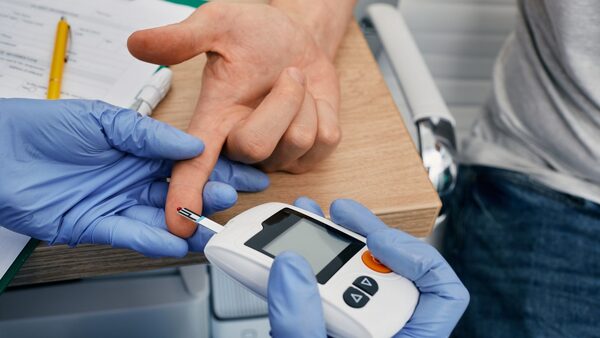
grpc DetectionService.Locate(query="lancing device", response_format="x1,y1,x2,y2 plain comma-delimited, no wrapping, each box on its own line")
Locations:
177,204,419,338
129,67,172,117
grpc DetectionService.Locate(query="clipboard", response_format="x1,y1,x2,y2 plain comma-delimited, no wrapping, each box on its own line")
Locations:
0,239,39,293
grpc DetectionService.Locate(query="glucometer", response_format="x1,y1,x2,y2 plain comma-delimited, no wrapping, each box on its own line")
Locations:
178,203,419,338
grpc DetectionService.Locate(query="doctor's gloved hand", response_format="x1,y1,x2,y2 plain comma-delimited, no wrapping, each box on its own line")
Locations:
0,99,268,257
267,197,469,338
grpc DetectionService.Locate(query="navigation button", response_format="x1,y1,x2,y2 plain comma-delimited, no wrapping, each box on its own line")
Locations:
343,287,369,308
353,276,378,296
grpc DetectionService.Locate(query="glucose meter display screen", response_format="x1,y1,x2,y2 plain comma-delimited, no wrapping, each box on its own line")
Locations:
245,208,365,284
263,219,351,273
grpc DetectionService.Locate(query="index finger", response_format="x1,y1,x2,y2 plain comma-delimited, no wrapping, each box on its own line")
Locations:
165,100,249,238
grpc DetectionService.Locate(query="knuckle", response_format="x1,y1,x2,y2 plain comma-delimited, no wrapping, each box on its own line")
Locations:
317,124,342,147
232,133,273,163
284,127,315,150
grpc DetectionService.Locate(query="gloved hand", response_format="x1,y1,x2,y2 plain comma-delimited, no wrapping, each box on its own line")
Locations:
0,99,269,257
267,197,469,338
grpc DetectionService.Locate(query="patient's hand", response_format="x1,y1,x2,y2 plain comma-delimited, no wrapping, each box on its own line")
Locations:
128,1,352,238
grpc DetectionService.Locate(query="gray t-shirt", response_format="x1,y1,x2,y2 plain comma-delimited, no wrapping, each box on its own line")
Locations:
462,0,600,204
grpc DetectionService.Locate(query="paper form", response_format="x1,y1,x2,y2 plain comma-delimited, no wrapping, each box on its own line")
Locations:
0,0,193,107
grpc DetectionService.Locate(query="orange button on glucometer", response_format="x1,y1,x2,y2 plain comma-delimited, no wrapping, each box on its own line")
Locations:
361,250,392,273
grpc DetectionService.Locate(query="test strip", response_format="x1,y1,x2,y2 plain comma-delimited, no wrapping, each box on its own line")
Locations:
177,207,224,234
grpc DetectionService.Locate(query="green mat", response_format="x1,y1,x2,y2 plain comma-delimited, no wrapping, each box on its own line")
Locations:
168,0,206,8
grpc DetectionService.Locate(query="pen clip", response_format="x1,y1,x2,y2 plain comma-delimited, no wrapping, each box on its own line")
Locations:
65,22,72,63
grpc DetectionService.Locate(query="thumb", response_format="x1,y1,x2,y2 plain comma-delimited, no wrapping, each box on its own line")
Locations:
127,3,227,65
268,252,327,338
329,199,388,237
92,102,204,160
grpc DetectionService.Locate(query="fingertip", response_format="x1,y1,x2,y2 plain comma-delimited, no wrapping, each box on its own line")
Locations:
167,217,199,238
166,238,190,258
203,181,238,215
293,196,313,205
165,186,201,238
127,25,188,65
293,197,324,217
330,199,387,236
249,168,270,191
265,67,306,110
366,227,416,251
150,226,190,258
128,13,217,66
208,181,238,205
228,161,270,192
268,251,325,337
166,210,199,238
126,30,146,60
159,232,190,258
271,251,316,290
105,108,204,160
164,127,204,159
366,228,398,251
274,251,311,271
182,134,205,157
330,198,359,214
166,154,215,238
366,228,442,282
329,198,357,223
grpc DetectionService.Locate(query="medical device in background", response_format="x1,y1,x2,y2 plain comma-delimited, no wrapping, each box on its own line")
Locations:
0,266,211,338
178,204,419,338
0,263,273,338
357,0,516,246
210,266,270,338
130,67,173,117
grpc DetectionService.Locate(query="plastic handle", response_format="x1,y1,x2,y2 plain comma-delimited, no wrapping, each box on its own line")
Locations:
367,4,454,125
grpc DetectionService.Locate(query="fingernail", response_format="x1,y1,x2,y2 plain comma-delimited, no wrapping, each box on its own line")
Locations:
287,67,305,85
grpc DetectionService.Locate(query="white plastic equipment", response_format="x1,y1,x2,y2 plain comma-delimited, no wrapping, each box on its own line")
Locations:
0,266,210,338
201,203,419,338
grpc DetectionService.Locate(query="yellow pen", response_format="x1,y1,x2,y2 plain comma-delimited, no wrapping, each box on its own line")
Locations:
47,17,70,99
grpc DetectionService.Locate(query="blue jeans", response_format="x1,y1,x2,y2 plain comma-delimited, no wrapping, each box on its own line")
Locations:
441,165,600,338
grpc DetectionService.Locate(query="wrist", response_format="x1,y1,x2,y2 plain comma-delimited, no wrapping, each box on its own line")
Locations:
270,0,356,60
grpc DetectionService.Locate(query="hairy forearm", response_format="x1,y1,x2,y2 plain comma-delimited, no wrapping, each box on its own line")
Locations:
270,0,356,60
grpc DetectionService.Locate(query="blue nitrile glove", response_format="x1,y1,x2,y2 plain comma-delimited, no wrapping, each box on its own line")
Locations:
0,99,269,257
267,197,469,338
